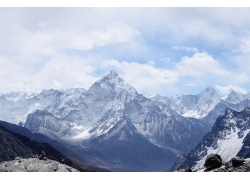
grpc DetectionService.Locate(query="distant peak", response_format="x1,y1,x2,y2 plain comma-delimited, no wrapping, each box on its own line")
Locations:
201,86,217,95
205,86,215,91
227,89,236,94
102,69,122,81
93,69,125,87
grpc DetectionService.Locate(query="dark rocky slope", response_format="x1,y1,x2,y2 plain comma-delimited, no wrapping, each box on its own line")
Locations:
0,120,109,171
0,124,108,172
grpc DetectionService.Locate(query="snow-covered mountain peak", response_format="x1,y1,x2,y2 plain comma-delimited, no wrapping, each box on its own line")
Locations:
61,87,86,95
109,69,118,75
101,69,123,83
222,89,244,104
94,69,124,87
0,91,38,102
89,70,137,97
200,86,219,97
198,86,221,103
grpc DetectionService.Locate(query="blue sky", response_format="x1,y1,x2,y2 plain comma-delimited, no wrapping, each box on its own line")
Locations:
1,7,250,96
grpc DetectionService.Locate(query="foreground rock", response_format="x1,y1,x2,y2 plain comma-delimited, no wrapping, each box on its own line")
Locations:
204,154,222,169
176,154,250,172
0,157,79,172
232,156,244,167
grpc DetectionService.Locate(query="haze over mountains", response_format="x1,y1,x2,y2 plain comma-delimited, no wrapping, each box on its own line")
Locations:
1,69,250,171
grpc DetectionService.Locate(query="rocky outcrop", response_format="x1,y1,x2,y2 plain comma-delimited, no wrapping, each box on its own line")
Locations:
232,156,244,167
176,154,250,172
0,156,79,172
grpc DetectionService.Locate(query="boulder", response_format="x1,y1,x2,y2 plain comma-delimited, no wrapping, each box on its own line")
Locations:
232,156,244,167
204,154,222,169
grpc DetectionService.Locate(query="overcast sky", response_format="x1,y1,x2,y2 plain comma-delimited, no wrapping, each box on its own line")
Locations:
1,7,250,96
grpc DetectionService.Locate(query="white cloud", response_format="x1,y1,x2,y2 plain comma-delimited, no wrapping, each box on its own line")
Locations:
172,46,198,52
0,55,97,93
159,57,171,62
101,52,249,95
66,22,141,51
176,52,231,78
216,85,248,94
1,8,250,96
234,35,250,53
185,83,196,86
102,59,179,93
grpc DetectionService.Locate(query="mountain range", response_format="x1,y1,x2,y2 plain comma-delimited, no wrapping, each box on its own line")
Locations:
1,69,250,171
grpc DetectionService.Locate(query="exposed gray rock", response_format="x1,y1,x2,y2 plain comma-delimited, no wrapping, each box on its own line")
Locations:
0,157,79,172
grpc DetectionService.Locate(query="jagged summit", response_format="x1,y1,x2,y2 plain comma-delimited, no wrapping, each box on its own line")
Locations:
104,69,119,78
198,86,221,101
94,69,124,85
200,86,219,95
205,86,215,91
109,69,118,75
88,69,137,96
222,89,244,104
